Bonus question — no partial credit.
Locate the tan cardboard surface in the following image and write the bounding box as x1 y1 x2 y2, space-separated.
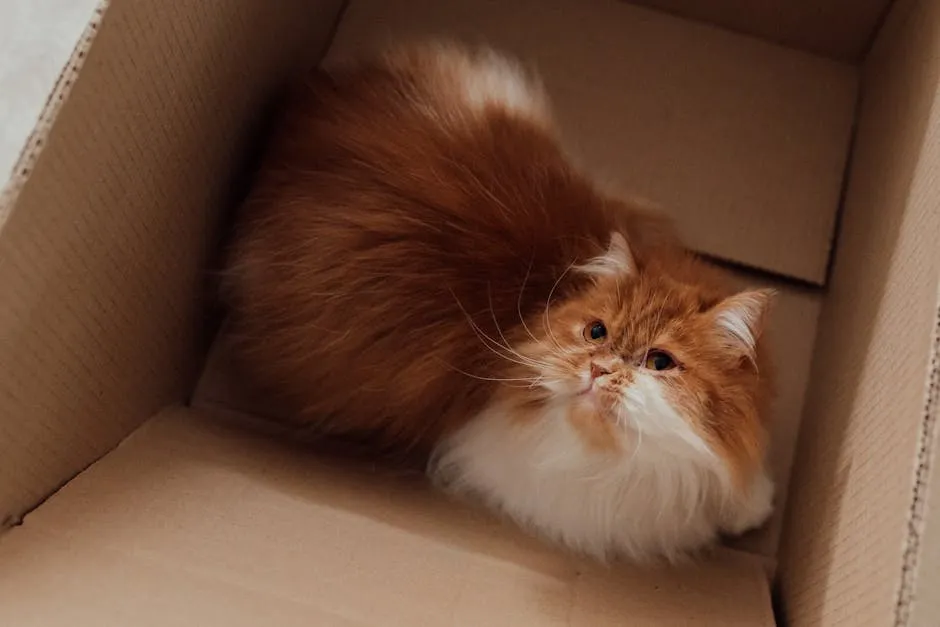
629 0 893 62
779 0 940 624
328 0 858 284
0 406 774 626
0 0 346 526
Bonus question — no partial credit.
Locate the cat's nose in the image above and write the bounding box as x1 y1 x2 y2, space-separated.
590 362 611 379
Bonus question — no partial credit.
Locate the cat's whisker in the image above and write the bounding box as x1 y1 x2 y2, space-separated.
543 261 576 350
450 287 554 372
450 289 527 359
486 285 556 372
525 374 546 390
477 331 544 371
433 358 542 385
470 311 548 371
516 256 545 347
629 416 645 463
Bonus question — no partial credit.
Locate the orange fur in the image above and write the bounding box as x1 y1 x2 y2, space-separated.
224 42 773 497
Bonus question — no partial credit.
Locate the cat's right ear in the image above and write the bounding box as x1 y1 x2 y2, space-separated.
711 289 775 364
576 232 636 279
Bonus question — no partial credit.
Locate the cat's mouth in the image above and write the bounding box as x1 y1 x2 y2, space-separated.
576 375 611 397
574 381 621 417
575 381 607 405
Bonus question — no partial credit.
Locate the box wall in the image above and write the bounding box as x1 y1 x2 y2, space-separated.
778 0 940 623
628 0 893 62
0 0 346 527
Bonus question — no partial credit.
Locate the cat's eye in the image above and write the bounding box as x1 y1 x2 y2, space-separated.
584 320 607 342
643 350 677 371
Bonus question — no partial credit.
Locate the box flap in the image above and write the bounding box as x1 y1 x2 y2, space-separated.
0 0 347 527
328 0 858 284
0 406 774 626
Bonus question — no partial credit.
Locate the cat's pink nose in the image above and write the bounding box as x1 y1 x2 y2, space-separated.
590 362 610 380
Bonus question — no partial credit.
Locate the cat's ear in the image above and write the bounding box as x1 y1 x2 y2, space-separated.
711 289 774 361
576 232 636 278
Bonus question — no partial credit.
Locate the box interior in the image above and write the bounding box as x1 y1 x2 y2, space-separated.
1 0 938 625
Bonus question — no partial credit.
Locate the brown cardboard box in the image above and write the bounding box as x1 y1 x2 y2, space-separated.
0 0 937 624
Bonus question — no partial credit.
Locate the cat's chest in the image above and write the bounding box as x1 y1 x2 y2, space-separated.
430 401 724 559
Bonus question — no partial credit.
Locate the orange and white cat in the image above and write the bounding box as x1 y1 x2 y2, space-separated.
224 42 776 561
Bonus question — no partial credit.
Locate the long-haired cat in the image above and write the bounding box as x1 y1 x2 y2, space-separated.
223 42 776 561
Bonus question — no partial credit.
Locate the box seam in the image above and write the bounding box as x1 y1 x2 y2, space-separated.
861 0 907 62
0 402 185 534
821 90 863 287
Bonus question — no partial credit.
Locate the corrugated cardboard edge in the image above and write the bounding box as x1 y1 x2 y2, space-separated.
896 290 940 625
0 0 108 232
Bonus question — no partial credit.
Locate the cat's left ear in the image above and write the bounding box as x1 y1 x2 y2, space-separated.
711 289 775 362
576 232 636 278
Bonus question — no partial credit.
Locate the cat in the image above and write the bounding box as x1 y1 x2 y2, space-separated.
223 41 776 562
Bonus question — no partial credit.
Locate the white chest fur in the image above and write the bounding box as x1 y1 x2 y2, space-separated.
430 399 766 562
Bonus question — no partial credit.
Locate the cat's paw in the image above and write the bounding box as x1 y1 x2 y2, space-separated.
721 472 775 536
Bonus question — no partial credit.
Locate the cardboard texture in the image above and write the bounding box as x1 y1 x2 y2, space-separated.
0 0 345 527
1 0 939 625
779 0 940 624
327 0 858 285
0 407 774 626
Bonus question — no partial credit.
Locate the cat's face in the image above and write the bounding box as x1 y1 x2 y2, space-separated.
520 234 773 480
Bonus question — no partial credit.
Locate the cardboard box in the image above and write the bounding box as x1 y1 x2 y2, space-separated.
0 0 937 624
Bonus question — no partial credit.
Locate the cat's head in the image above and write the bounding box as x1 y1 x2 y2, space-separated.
519 232 774 482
